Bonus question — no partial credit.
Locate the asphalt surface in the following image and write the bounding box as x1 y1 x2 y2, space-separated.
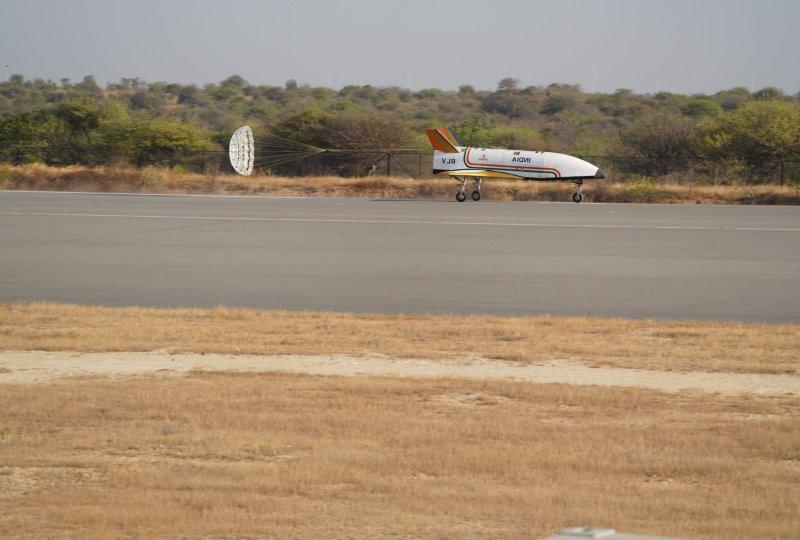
1 191 799 322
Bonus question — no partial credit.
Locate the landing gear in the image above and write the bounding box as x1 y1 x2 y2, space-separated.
455 176 467 202
572 180 584 203
455 176 483 202
471 177 482 201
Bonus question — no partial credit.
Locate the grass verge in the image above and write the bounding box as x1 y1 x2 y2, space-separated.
1 373 798 538
2 302 798 374
2 163 799 204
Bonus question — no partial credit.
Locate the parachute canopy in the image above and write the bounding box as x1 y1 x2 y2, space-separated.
228 125 327 176
229 125 255 176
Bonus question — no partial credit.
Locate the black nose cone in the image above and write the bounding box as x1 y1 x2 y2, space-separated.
594 168 606 179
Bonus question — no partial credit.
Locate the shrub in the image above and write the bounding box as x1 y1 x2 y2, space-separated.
694 100 800 180
681 99 722 118
615 113 694 176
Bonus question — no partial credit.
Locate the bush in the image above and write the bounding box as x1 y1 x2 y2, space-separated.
451 118 492 147
694 100 800 182
480 91 534 118
681 99 722 118
486 126 544 149
615 113 694 176
540 93 575 116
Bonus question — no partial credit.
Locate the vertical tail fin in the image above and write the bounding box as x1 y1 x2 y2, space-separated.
424 127 460 153
442 127 463 147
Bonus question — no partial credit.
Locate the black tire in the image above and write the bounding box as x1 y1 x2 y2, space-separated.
456 192 466 202
471 190 481 201
572 192 583 203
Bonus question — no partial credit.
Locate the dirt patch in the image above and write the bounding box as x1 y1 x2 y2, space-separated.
0 466 104 498
3 302 799 375
1 350 798 395
432 392 511 407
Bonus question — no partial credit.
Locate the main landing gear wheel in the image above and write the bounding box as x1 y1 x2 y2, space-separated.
471 177 482 201
455 176 468 202
572 179 584 203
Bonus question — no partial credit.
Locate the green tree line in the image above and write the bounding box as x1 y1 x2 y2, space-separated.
1 74 799 182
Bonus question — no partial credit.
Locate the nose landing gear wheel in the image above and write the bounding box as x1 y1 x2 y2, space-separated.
571 179 584 203
471 190 481 201
456 192 466 202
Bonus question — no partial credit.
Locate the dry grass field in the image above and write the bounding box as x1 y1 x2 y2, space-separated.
2 302 799 537
2 302 799 374
1 373 798 538
2 163 799 204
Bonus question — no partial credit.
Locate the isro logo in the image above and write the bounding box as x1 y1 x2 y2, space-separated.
511 156 531 163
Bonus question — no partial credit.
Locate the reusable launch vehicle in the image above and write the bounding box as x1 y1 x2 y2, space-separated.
425 127 605 202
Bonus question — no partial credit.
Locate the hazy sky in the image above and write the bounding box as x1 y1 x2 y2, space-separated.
2 0 799 94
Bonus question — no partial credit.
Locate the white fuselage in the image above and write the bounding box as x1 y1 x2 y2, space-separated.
433 147 602 180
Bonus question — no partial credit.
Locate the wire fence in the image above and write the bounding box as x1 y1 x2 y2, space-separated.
0 145 433 179
1 145 799 185
577 155 800 186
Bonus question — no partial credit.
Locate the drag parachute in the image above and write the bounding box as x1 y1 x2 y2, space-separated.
228 126 326 176
229 125 255 176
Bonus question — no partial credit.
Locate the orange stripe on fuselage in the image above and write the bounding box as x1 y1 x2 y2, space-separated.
464 148 560 177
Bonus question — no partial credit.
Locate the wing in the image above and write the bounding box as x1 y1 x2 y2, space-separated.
444 169 525 180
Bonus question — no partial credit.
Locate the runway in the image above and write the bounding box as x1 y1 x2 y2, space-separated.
1 190 799 322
